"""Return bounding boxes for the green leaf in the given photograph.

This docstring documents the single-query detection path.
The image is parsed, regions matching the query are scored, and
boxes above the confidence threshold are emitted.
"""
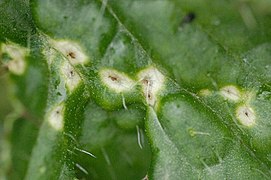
[107,0,271,177]
[0,0,35,45]
[1,0,271,179]
[77,101,151,179]
[10,117,39,180]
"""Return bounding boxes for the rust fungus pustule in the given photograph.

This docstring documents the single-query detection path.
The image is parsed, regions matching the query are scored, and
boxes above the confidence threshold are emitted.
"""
[52,40,88,65]
[100,69,135,93]
[137,67,165,106]
[61,62,81,91]
[47,104,64,131]
[220,85,241,102]
[236,105,256,127]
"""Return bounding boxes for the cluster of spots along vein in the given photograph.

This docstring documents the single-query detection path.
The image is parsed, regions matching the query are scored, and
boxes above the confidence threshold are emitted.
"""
[44,38,259,131]
[42,39,90,131]
[46,39,166,108]
[47,39,89,93]
[199,85,256,127]
[100,66,166,107]
[2,35,259,135]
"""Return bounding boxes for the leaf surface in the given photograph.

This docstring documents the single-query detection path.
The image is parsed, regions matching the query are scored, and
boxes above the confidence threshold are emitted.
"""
[0,0,271,179]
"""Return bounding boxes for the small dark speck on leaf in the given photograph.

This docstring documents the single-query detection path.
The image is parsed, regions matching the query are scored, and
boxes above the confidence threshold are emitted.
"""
[245,111,248,117]
[68,52,76,59]
[109,75,118,81]
[180,12,196,27]
[70,70,74,76]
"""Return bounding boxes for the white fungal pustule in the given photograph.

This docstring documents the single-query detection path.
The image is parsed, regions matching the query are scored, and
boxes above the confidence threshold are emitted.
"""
[220,85,241,102]
[100,69,135,93]
[61,62,81,92]
[52,40,88,65]
[1,44,27,75]
[138,67,165,106]
[47,104,64,131]
[236,105,256,127]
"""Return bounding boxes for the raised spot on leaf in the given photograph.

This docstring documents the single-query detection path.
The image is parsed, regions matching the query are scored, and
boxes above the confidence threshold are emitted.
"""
[47,104,64,131]
[100,68,135,93]
[52,40,88,65]
[61,62,81,92]
[236,105,256,127]
[198,89,212,96]
[138,67,165,106]
[219,85,241,102]
[1,43,27,75]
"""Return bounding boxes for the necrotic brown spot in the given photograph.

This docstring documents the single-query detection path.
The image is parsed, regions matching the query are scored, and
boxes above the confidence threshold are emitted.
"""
[109,75,118,82]
[143,79,149,85]
[68,52,76,59]
[70,70,74,76]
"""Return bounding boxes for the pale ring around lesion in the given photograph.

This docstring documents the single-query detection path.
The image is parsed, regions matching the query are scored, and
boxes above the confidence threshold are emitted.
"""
[99,68,135,93]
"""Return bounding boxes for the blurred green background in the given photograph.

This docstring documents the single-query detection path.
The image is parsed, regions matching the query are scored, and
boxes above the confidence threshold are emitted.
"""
[0,74,13,178]
[0,74,12,121]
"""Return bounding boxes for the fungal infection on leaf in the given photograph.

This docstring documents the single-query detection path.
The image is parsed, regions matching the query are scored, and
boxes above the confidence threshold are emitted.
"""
[47,104,64,131]
[52,40,88,65]
[220,85,241,102]
[1,43,27,75]
[100,68,135,93]
[236,105,256,127]
[138,67,165,106]
[60,61,81,92]
[198,89,212,96]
